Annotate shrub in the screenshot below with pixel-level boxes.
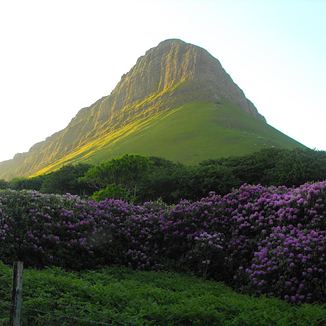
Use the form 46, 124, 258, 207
247, 227, 326, 303
0, 180, 325, 303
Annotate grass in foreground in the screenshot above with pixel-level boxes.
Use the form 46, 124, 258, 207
0, 263, 325, 325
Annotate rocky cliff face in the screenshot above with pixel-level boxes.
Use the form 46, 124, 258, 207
104, 39, 265, 121
0, 39, 266, 179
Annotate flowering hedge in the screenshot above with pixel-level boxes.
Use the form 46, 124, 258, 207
0, 181, 325, 304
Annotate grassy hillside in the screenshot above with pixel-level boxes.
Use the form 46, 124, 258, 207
87, 101, 303, 164
32, 102, 304, 176
0, 263, 325, 325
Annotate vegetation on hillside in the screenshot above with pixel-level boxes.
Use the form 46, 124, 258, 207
77, 102, 303, 167
2, 148, 326, 204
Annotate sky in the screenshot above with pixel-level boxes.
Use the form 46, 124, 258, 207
0, 0, 325, 162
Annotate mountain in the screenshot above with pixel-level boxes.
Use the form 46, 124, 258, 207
0, 39, 304, 180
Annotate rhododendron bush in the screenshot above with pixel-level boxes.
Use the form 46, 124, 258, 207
0, 181, 325, 304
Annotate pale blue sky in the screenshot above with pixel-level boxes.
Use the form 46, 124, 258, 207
0, 0, 325, 161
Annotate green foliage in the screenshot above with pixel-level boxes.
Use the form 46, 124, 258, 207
133, 148, 326, 203
0, 179, 9, 189
10, 176, 44, 191
213, 148, 326, 187
269, 148, 326, 186
185, 164, 241, 200
5, 148, 326, 204
40, 164, 94, 196
138, 160, 190, 203
92, 184, 135, 202
6, 165, 95, 196
83, 154, 151, 190
7, 148, 326, 204
0, 263, 325, 325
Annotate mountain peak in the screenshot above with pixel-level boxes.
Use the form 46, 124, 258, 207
139, 38, 265, 121
157, 38, 186, 45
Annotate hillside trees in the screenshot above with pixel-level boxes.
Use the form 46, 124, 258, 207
0, 179, 9, 189
10, 176, 45, 191
40, 164, 94, 196
4, 148, 326, 203
82, 155, 152, 201
206, 148, 326, 187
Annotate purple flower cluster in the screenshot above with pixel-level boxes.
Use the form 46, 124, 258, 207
0, 181, 325, 304
247, 226, 326, 303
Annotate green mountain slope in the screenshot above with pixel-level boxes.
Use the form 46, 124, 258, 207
0, 39, 304, 179
31, 101, 303, 176
79, 101, 303, 165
